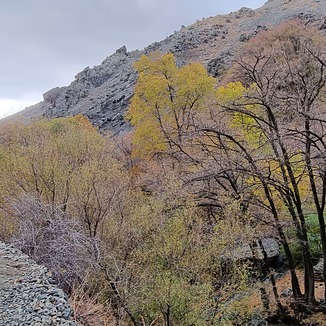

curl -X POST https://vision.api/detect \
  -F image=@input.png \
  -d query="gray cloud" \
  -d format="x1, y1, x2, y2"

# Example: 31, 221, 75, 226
0, 0, 265, 102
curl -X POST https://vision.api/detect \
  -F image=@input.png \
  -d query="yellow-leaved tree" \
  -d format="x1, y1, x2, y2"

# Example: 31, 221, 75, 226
126, 52, 216, 159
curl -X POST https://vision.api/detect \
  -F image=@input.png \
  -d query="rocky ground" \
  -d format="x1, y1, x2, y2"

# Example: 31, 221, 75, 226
0, 242, 78, 326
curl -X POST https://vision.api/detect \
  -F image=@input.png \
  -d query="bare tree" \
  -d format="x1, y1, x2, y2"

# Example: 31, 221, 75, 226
10, 195, 96, 291
193, 20, 326, 307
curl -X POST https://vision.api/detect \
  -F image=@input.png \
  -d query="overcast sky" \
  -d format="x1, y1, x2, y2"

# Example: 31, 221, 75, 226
0, 0, 266, 118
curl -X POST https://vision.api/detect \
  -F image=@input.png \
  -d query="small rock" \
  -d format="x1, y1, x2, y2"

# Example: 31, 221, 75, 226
240, 33, 249, 42
281, 288, 293, 297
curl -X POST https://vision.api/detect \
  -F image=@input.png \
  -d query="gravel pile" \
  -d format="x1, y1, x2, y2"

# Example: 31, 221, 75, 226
0, 242, 78, 326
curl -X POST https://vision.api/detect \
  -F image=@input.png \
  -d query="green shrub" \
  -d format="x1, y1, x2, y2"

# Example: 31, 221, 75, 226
284, 214, 322, 265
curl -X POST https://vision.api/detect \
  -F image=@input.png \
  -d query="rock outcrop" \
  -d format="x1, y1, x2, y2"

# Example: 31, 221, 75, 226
5, 0, 326, 134
223, 238, 281, 268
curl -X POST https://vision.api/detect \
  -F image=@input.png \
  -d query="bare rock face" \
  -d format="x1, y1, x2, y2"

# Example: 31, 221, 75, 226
7, 0, 326, 134
223, 238, 280, 265
38, 46, 141, 134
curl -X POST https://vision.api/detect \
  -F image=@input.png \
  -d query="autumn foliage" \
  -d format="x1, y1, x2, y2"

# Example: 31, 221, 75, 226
1, 20, 326, 325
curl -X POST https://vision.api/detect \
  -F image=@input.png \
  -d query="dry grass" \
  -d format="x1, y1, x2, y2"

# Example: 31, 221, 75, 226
69, 282, 116, 326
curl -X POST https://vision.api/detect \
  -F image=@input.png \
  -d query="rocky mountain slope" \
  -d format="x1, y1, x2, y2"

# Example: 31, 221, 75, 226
6, 0, 326, 134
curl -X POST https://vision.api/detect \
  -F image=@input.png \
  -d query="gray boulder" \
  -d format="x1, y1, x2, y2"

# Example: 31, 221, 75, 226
313, 258, 324, 281
230, 238, 279, 262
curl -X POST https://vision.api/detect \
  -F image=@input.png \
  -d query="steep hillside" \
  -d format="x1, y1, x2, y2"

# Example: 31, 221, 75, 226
5, 0, 326, 134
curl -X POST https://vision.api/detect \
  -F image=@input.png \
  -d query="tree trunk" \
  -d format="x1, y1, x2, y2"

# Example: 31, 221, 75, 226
258, 239, 286, 318
162, 304, 171, 326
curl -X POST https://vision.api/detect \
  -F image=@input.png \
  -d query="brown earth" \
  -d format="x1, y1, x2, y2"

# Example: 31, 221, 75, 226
248, 270, 326, 325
